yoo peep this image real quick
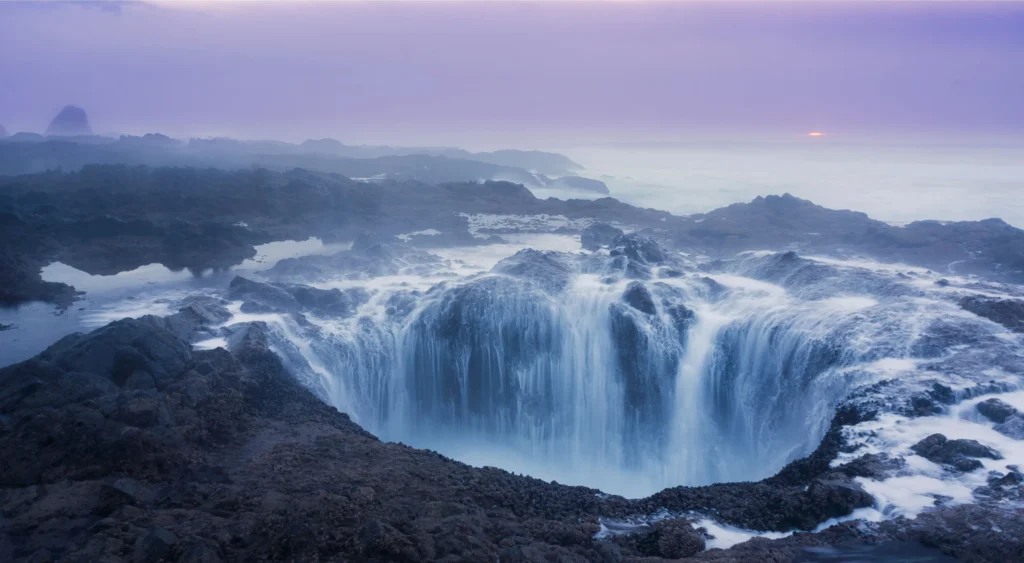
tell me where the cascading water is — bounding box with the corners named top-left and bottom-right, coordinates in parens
top-left (237, 244), bottom-right (952, 498)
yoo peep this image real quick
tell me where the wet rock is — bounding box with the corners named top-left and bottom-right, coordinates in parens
top-left (994, 415), bottom-right (1024, 440)
top-left (665, 304), bottom-right (695, 333)
top-left (134, 527), bottom-right (178, 562)
top-left (228, 276), bottom-right (368, 318)
top-left (3, 302), bottom-right (1016, 562)
top-left (622, 282), bottom-right (656, 315)
top-left (928, 383), bottom-right (957, 405)
top-left (987, 469), bottom-right (1024, 488)
top-left (581, 222), bottom-right (624, 251)
top-left (911, 433), bottom-right (1002, 472)
top-left (177, 297), bottom-right (232, 327)
top-left (833, 453), bottom-right (904, 480)
top-left (611, 234), bottom-right (664, 264)
top-left (907, 394), bottom-right (943, 417)
top-left (976, 398), bottom-right (1018, 424)
top-left (228, 276), bottom-right (300, 312)
top-left (385, 290), bottom-right (420, 320)
top-left (492, 249), bottom-right (573, 293)
top-left (959, 296), bottom-right (1024, 333)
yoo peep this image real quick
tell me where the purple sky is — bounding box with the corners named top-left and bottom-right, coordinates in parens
top-left (1, 1), bottom-right (1022, 146)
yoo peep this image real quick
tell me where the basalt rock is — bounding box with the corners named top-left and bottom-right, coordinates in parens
top-left (581, 222), bottom-right (624, 250)
top-left (0, 307), bottom-right (1015, 562)
top-left (910, 433), bottom-right (1002, 472)
top-left (960, 296), bottom-right (1024, 333)
top-left (977, 398), bottom-right (1018, 424)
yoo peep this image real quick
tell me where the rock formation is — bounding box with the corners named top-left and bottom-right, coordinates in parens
top-left (45, 105), bottom-right (93, 137)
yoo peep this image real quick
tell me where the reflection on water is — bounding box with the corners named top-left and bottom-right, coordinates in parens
top-left (39, 238), bottom-right (349, 293)
top-left (1, 238), bottom-right (350, 368)
top-left (40, 262), bottom-right (198, 293)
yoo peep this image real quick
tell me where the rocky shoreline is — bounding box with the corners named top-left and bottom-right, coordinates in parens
top-left (1, 299), bottom-right (1021, 562)
top-left (4, 165), bottom-right (1024, 310)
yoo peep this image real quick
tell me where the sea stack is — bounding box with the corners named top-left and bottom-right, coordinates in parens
top-left (46, 105), bottom-right (93, 136)
top-left (0, 123), bottom-right (7, 137)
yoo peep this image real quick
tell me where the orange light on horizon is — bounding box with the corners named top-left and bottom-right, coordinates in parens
top-left (807, 132), bottom-right (825, 137)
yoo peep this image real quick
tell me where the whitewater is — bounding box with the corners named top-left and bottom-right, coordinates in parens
top-left (3, 216), bottom-right (1022, 540)
top-left (167, 227), bottom-right (1022, 502)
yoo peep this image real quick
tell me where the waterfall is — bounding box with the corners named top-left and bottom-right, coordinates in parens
top-left (244, 258), bottom-right (924, 497)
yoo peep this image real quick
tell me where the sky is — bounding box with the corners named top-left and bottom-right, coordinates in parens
top-left (1, 0), bottom-right (1022, 147)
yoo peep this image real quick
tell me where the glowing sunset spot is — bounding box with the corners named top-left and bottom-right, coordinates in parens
top-left (807, 132), bottom-right (825, 137)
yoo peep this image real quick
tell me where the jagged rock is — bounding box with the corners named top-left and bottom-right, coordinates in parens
top-left (2, 313), bottom-right (1018, 561)
top-left (0, 123), bottom-right (7, 137)
top-left (228, 276), bottom-right (367, 317)
top-left (833, 453), bottom-right (905, 480)
top-left (492, 249), bottom-right (573, 293)
top-left (994, 415), bottom-right (1024, 440)
top-left (178, 296), bottom-right (233, 327)
top-left (911, 433), bottom-right (1002, 472)
top-left (977, 398), bottom-right (1018, 424)
top-left (610, 234), bottom-right (664, 264)
top-left (46, 105), bottom-right (93, 137)
top-left (929, 383), bottom-right (957, 405)
top-left (622, 282), bottom-right (656, 315)
top-left (987, 469), bottom-right (1024, 488)
top-left (229, 276), bottom-right (301, 312)
top-left (581, 222), bottom-right (624, 251)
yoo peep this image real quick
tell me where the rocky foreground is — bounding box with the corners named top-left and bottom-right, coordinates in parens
top-left (1, 302), bottom-right (1022, 562)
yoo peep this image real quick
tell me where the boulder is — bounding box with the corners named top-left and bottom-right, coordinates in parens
top-left (911, 433), bottom-right (1002, 472)
top-left (622, 282), bottom-right (656, 315)
top-left (976, 398), bottom-right (1018, 424)
top-left (611, 234), bottom-right (665, 265)
top-left (581, 222), bottom-right (624, 251)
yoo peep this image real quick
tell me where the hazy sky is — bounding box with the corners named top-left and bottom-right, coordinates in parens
top-left (1, 0), bottom-right (1022, 146)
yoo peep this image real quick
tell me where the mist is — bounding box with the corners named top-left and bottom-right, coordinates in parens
top-left (1, 1), bottom-right (1022, 147)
